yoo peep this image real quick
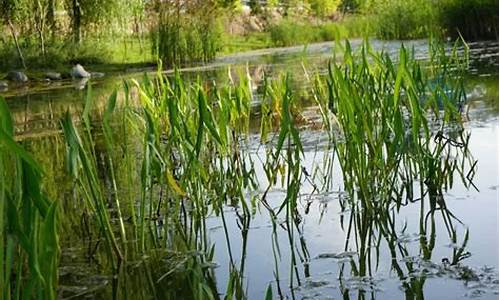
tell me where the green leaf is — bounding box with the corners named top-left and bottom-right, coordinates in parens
top-left (265, 283), bottom-right (273, 300)
top-left (0, 96), bottom-right (13, 136)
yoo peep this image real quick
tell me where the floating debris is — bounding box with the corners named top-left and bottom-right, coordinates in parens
top-left (315, 251), bottom-right (357, 260)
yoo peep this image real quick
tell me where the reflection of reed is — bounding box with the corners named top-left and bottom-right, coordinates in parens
top-left (10, 85), bottom-right (140, 141)
top-left (336, 190), bottom-right (470, 299)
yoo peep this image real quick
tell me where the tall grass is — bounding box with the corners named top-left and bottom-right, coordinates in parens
top-left (367, 0), bottom-right (440, 40)
top-left (152, 4), bottom-right (222, 67)
top-left (269, 19), bottom-right (350, 47)
top-left (314, 39), bottom-right (474, 211)
top-left (0, 97), bottom-right (59, 299)
top-left (316, 40), bottom-right (475, 298)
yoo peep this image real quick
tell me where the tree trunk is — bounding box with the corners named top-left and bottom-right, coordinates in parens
top-left (7, 20), bottom-right (26, 69)
top-left (46, 0), bottom-right (56, 40)
top-left (35, 0), bottom-right (46, 57)
top-left (72, 0), bottom-right (82, 44)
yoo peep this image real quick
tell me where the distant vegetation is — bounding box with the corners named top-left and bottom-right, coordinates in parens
top-left (268, 0), bottom-right (498, 45)
top-left (366, 0), bottom-right (499, 40)
top-left (0, 0), bottom-right (497, 71)
top-left (151, 1), bottom-right (223, 67)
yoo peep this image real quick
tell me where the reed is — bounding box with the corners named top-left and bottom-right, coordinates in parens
top-left (0, 97), bottom-right (59, 299)
top-left (152, 3), bottom-right (222, 67)
top-left (0, 38), bottom-right (479, 299)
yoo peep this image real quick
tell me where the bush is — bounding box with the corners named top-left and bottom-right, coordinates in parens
top-left (368, 0), bottom-right (440, 39)
top-left (269, 20), bottom-right (321, 47)
top-left (269, 18), bottom-right (377, 47)
top-left (152, 5), bottom-right (223, 67)
top-left (338, 15), bottom-right (375, 38)
top-left (308, 0), bottom-right (342, 17)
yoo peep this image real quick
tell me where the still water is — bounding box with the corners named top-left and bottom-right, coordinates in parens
top-left (2, 39), bottom-right (498, 299)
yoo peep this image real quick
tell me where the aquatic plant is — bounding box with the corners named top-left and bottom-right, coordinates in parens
top-left (0, 97), bottom-right (59, 299)
top-left (261, 38), bottom-right (477, 297)
top-left (0, 38), bottom-right (482, 299)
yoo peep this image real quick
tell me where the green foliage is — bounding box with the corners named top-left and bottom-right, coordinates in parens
top-left (220, 31), bottom-right (271, 54)
top-left (152, 2), bottom-right (223, 67)
top-left (268, 17), bottom-right (380, 47)
top-left (339, 0), bottom-right (367, 12)
top-left (339, 14), bottom-right (375, 37)
top-left (316, 39), bottom-right (472, 208)
top-left (359, 0), bottom-right (498, 40)
top-left (0, 0), bottom-right (148, 70)
top-left (438, 0), bottom-right (499, 40)
top-left (64, 0), bottom-right (137, 42)
top-left (269, 20), bottom-right (320, 47)
top-left (0, 96), bottom-right (59, 299)
top-left (367, 0), bottom-right (440, 39)
top-left (308, 0), bottom-right (341, 17)
top-left (0, 38), bottom-right (112, 70)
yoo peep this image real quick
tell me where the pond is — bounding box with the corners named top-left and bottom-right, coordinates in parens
top-left (2, 39), bottom-right (498, 299)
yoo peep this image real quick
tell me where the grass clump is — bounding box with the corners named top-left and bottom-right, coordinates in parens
top-left (267, 16), bottom-right (378, 48)
top-left (311, 39), bottom-right (475, 218)
top-left (0, 38), bottom-right (112, 71)
top-left (152, 3), bottom-right (223, 67)
top-left (269, 19), bottom-right (350, 47)
top-left (367, 0), bottom-right (440, 40)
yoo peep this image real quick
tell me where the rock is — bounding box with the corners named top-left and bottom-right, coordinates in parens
top-left (0, 81), bottom-right (8, 91)
top-left (70, 64), bottom-right (91, 78)
top-left (45, 72), bottom-right (62, 80)
top-left (247, 16), bottom-right (263, 32)
top-left (240, 5), bottom-right (251, 16)
top-left (90, 72), bottom-right (105, 78)
top-left (268, 10), bottom-right (282, 25)
top-left (6, 71), bottom-right (28, 83)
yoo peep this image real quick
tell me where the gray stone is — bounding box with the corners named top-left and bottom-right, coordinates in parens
top-left (45, 72), bottom-right (62, 80)
top-left (90, 72), bottom-right (105, 78)
top-left (6, 71), bottom-right (28, 82)
top-left (247, 16), bottom-right (263, 32)
top-left (0, 81), bottom-right (8, 90)
top-left (70, 64), bottom-right (91, 78)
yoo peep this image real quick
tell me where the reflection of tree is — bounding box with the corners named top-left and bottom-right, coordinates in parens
top-left (463, 75), bottom-right (499, 122)
top-left (8, 81), bottom-right (118, 141)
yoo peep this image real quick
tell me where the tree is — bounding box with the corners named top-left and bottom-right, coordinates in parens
top-left (307, 0), bottom-right (341, 17)
top-left (64, 0), bottom-right (124, 43)
top-left (0, 0), bottom-right (27, 67)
